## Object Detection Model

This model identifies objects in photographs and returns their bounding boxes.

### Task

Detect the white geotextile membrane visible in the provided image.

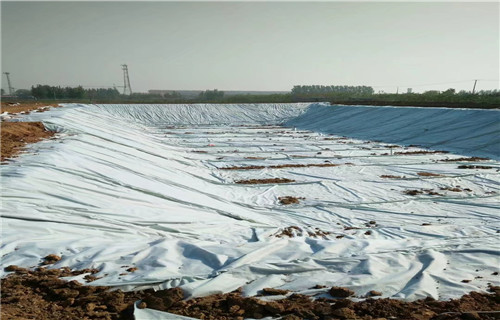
[1,104,499,316]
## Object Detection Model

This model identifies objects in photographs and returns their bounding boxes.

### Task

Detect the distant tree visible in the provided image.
[422,90,440,95]
[291,85,374,96]
[15,89,32,98]
[1,88,5,95]
[441,88,456,95]
[199,89,224,101]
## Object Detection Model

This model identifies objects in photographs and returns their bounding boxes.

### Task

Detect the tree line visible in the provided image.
[30,85,121,100]
[291,85,374,96]
[3,84,498,108]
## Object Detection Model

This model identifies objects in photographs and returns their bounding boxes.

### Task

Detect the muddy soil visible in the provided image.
[2,266,499,320]
[1,121,55,162]
[235,178,295,184]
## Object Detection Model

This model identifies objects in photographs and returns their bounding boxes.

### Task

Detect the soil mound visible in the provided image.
[278,196,304,205]
[2,267,499,320]
[1,266,139,320]
[1,121,54,162]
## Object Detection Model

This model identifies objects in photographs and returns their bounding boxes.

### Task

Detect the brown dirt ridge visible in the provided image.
[2,266,500,320]
[1,102,60,114]
[222,163,343,170]
[1,121,55,162]
[235,178,295,184]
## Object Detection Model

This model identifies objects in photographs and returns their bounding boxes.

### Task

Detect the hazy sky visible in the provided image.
[1,1,499,93]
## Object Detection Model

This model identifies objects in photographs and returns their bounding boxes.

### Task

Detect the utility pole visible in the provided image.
[472,80,477,94]
[121,64,132,95]
[3,72,14,95]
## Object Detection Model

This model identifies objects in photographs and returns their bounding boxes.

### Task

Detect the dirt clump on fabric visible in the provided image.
[458,165,494,170]
[261,288,290,296]
[440,186,472,193]
[278,196,305,205]
[1,121,55,162]
[404,189,444,196]
[380,175,405,179]
[223,163,342,170]
[235,178,295,184]
[395,150,449,155]
[2,266,500,320]
[439,157,490,162]
[330,286,355,297]
[417,172,444,177]
[42,254,62,265]
[272,226,331,238]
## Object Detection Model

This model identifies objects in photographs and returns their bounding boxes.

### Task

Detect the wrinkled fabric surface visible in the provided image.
[1,103,498,307]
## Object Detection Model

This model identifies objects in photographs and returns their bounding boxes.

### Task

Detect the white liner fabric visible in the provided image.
[1,104,499,309]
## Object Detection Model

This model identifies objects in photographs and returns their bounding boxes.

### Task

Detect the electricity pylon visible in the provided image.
[3,72,14,95]
[121,64,132,95]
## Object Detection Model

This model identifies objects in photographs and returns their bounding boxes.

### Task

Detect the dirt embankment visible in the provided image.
[1,122,55,162]
[2,266,499,320]
[1,102,60,162]
[1,102,60,114]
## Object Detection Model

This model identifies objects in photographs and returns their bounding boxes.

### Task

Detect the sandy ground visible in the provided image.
[2,265,499,320]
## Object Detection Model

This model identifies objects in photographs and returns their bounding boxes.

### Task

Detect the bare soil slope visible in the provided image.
[2,266,499,320]
[1,122,54,162]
